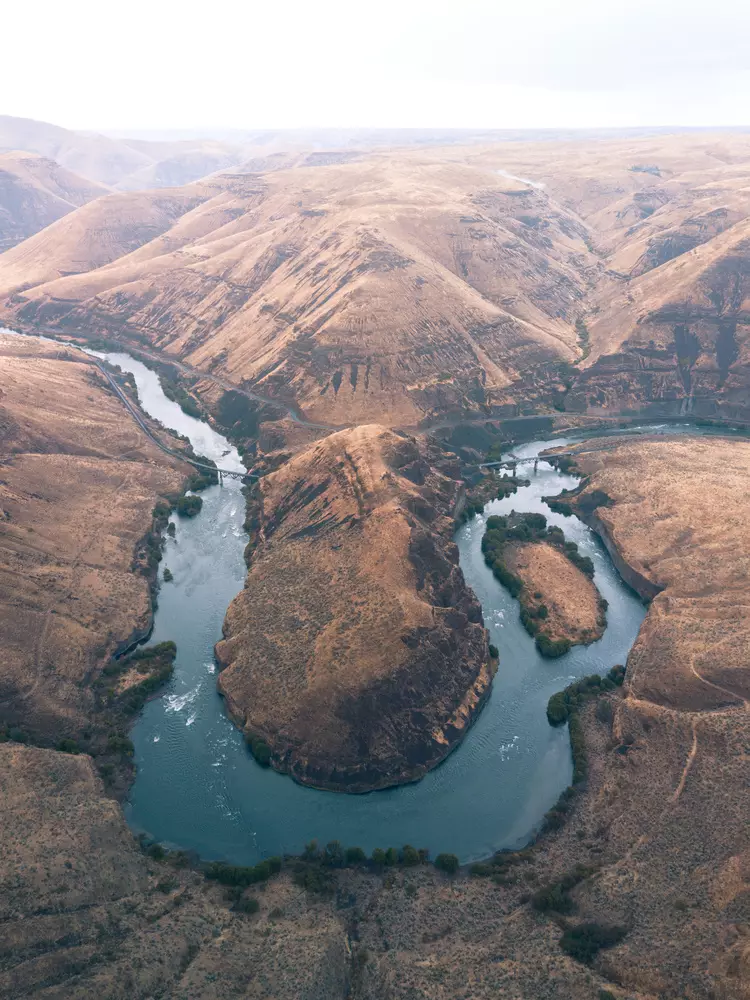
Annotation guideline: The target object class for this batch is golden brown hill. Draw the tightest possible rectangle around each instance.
[0,332,185,740]
[0,151,597,426]
[215,424,492,791]
[112,142,249,191]
[0,114,250,190]
[6,132,750,425]
[0,114,152,187]
[0,151,108,251]
[548,433,750,711]
[465,134,750,419]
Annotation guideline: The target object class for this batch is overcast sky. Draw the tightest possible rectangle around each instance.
[5,0,750,131]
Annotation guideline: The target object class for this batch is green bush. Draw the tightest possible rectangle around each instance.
[292,863,333,895]
[401,844,420,866]
[488,643,499,659]
[235,896,260,914]
[384,847,399,866]
[217,389,260,438]
[163,567,173,582]
[303,840,320,860]
[434,853,460,875]
[559,923,627,964]
[536,635,571,658]
[323,841,344,867]
[246,734,272,767]
[175,494,203,518]
[345,846,367,864]
[532,863,597,914]
[205,859,277,886]
[56,738,80,754]
[371,848,387,867]
[107,734,134,756]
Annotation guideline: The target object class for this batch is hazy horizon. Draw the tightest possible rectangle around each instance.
[6,0,750,133]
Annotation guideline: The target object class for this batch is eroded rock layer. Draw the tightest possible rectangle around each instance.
[216,424,492,791]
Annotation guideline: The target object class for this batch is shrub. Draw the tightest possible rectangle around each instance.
[107,734,134,756]
[57,738,80,754]
[217,390,260,438]
[175,494,203,518]
[235,896,260,914]
[470,863,493,877]
[303,840,320,860]
[166,522,176,537]
[323,841,344,867]
[536,635,571,658]
[559,923,627,964]
[488,643,499,659]
[205,860,276,886]
[246,734,272,767]
[532,863,597,914]
[345,846,367,865]
[434,853,460,875]
[163,567,173,582]
[9,727,28,743]
[384,847,399,866]
[401,844,420,866]
[292,864,333,895]
[595,699,614,725]
[371,848,387,868]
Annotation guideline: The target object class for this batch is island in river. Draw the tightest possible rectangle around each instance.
[481,511,607,656]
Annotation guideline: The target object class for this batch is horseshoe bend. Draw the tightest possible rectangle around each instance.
[0,110,749,999]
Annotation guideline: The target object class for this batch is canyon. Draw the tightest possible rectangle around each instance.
[1,122,749,999]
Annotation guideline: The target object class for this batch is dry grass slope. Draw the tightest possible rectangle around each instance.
[0,332,185,738]
[216,424,491,790]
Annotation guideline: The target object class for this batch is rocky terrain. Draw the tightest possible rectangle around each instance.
[0,332,186,744]
[216,424,492,791]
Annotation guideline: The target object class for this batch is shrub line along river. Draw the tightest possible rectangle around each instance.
[8,332,718,863]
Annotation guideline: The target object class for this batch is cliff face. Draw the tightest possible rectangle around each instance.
[215,425,492,791]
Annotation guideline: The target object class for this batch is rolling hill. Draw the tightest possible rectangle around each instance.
[0,151,598,426]
[0,151,108,250]
[3,131,750,425]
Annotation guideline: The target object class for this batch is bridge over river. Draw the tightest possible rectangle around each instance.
[95,360,259,482]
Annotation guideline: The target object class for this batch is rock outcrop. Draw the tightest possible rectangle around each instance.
[215,425,492,791]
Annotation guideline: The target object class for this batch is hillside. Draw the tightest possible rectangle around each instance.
[0,151,108,250]
[4,132,750,424]
[0,332,186,740]
[0,115,248,190]
[216,424,492,791]
[0,150,597,426]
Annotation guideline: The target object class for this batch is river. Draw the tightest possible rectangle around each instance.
[85,350,652,865]
[3,331,667,862]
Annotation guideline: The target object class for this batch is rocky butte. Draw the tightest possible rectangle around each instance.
[215,424,493,791]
